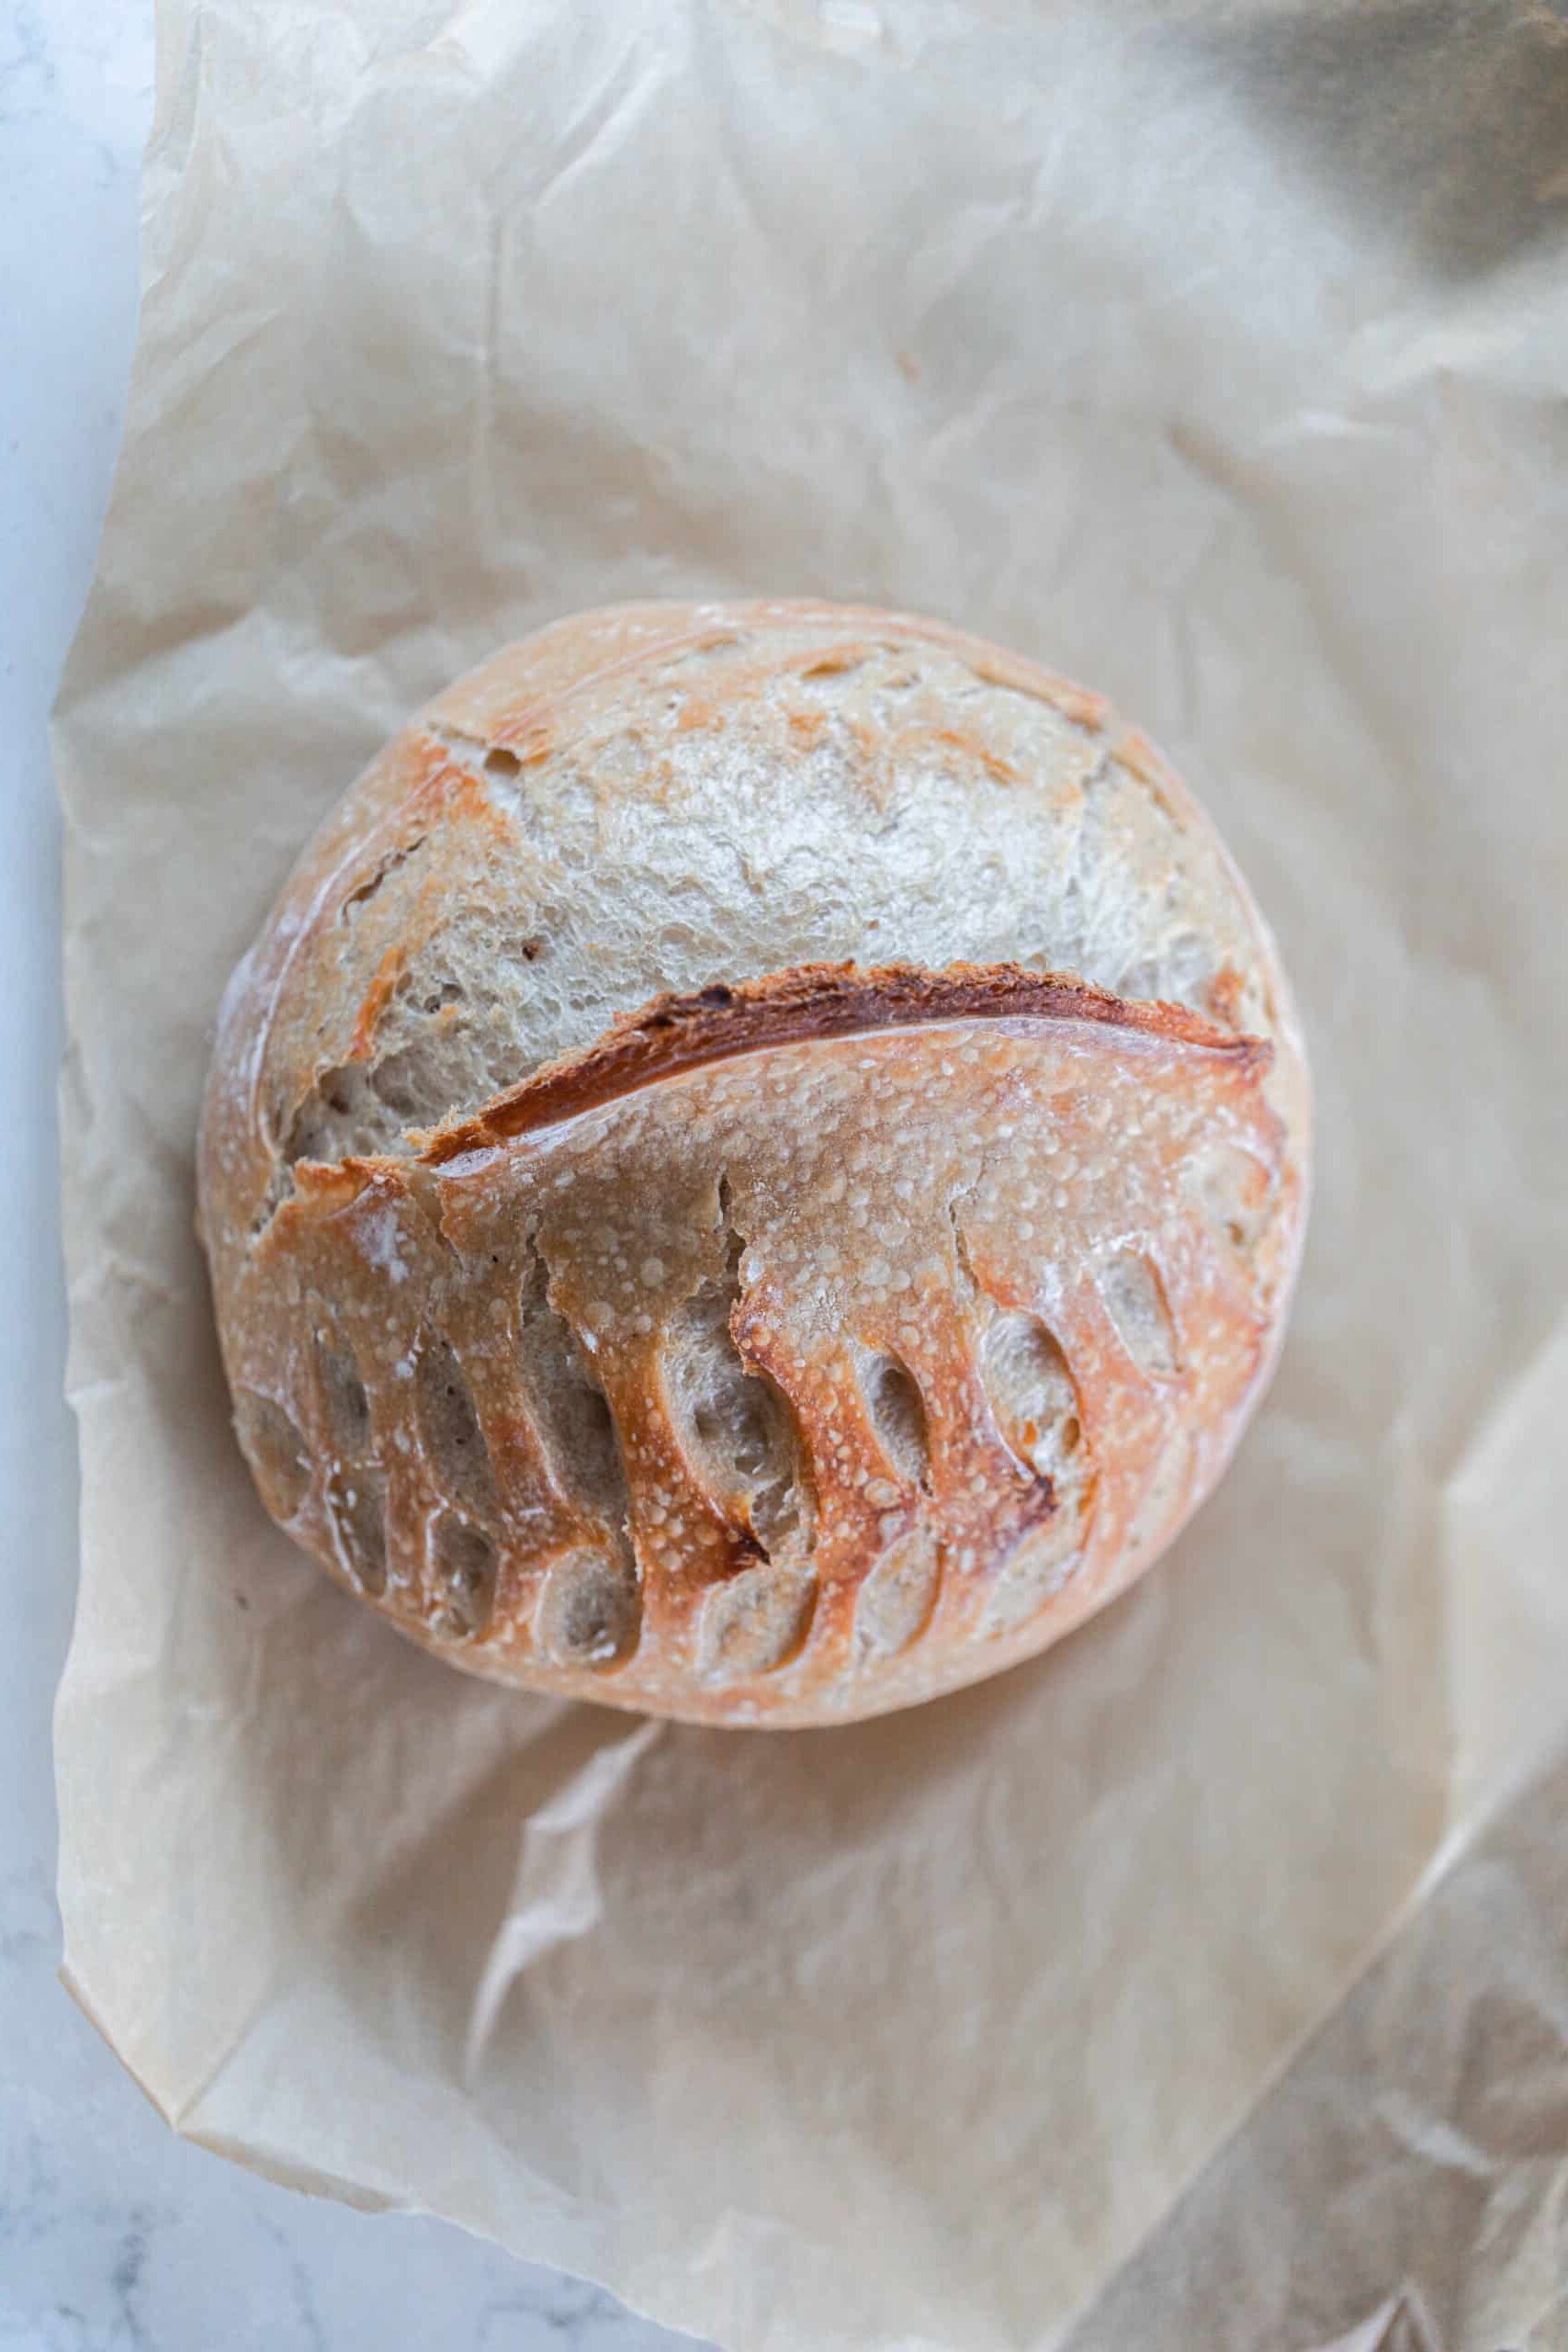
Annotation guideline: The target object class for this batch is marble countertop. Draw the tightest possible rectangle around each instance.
[0,6,687,2344]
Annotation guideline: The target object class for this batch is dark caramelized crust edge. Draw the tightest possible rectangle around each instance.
[415,959,1269,1164]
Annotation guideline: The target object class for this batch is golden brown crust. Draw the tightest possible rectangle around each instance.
[419,959,1269,1161]
[198,599,1311,1726]
[210,981,1298,1726]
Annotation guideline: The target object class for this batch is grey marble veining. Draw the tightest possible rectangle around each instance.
[0,4,696,2344]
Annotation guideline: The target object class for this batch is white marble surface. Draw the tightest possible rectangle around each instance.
[0,6,691,2344]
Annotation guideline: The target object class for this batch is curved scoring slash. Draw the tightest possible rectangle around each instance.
[415,959,1269,1163]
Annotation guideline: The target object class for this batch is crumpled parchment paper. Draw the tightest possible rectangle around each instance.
[53,2,1568,2346]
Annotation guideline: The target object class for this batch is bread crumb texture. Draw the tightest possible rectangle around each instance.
[199,601,1308,1725]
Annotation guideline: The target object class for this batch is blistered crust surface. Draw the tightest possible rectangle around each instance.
[198,600,1309,1725]
[213,1001,1297,1727]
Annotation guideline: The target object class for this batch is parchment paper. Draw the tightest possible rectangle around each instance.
[52,2,1568,2346]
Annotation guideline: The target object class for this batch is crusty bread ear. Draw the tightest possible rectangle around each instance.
[199,602,1309,1726]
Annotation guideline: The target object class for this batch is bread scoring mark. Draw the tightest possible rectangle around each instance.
[978,1310,1083,1484]
[853,1526,940,1659]
[983,1503,1088,1637]
[699,1564,816,1683]
[419,961,1267,1163]
[1099,1250,1180,1380]
[517,1236,631,1525]
[859,1349,931,1488]
[1192,1142,1275,1261]
[536,1546,640,1669]
[972,1308,1096,1635]
[232,1390,311,1521]
[661,1181,812,1562]
[327,1467,388,1596]
[311,1318,371,1458]
[943,1180,1097,1625]
[413,1331,499,1521]
[430,1510,498,1638]
[220,598,1281,1250]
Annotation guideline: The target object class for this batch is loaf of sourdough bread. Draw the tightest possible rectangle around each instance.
[198,600,1309,1726]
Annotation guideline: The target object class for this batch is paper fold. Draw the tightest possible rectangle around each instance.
[54,2,1568,2344]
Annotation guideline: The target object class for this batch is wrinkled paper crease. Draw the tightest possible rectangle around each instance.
[54,2,1568,2346]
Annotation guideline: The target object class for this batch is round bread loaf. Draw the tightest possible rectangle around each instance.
[198,600,1309,1726]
